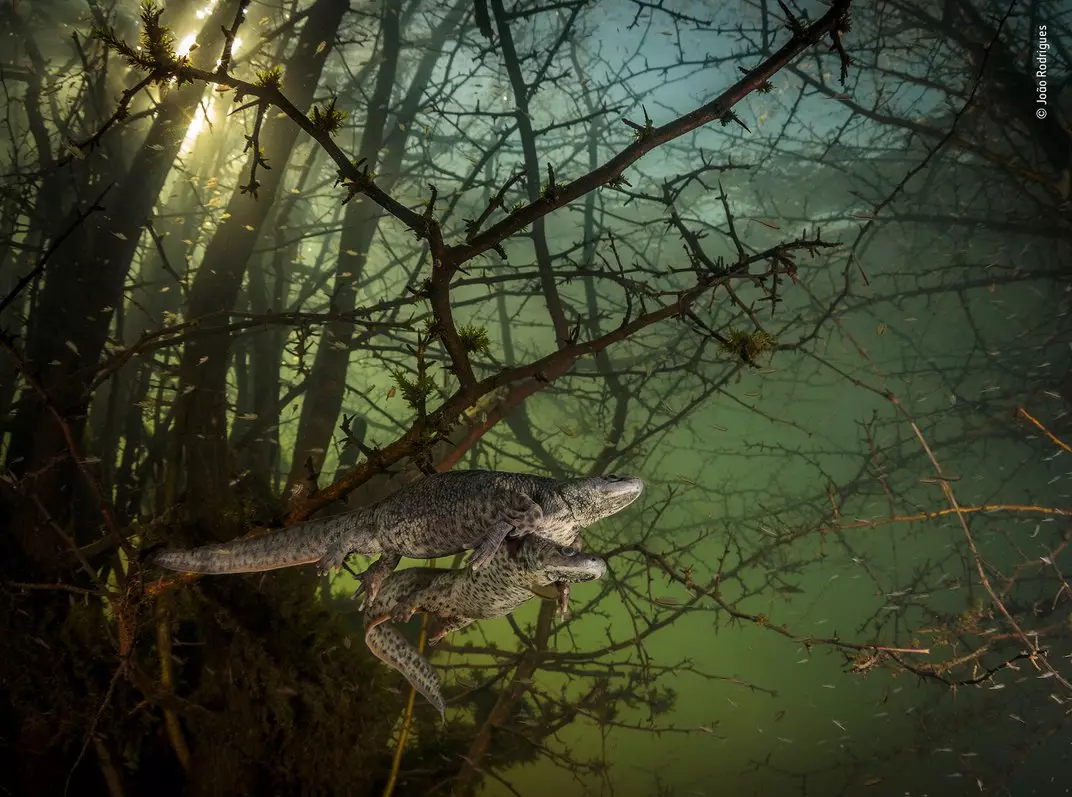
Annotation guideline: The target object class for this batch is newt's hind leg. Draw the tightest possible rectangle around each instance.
[315,527,380,577]
[365,622,445,719]
[316,539,349,576]
[351,553,402,608]
[427,614,474,646]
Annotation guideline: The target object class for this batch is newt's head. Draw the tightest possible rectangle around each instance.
[554,474,644,529]
[516,536,607,585]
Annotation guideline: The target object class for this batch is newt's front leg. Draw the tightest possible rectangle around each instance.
[555,581,571,619]
[467,494,545,570]
[465,520,515,571]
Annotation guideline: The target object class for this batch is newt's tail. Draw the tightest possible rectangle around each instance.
[365,623,445,718]
[151,515,353,575]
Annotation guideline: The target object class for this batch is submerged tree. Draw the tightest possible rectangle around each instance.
[1,0,1068,795]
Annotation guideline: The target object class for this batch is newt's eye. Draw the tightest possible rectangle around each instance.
[558,547,577,557]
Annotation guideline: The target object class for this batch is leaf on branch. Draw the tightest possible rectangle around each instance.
[390,369,437,411]
[92,1,192,88]
[255,66,285,89]
[720,328,777,367]
[309,98,348,137]
[457,324,490,353]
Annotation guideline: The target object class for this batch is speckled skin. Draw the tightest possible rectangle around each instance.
[151,470,641,599]
[363,535,607,717]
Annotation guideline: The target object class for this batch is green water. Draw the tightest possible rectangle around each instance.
[2,0,1069,794]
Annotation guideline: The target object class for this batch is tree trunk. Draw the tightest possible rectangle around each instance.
[285,0,466,494]
[169,0,348,528]
[1,2,234,561]
[453,602,556,795]
[230,145,325,501]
